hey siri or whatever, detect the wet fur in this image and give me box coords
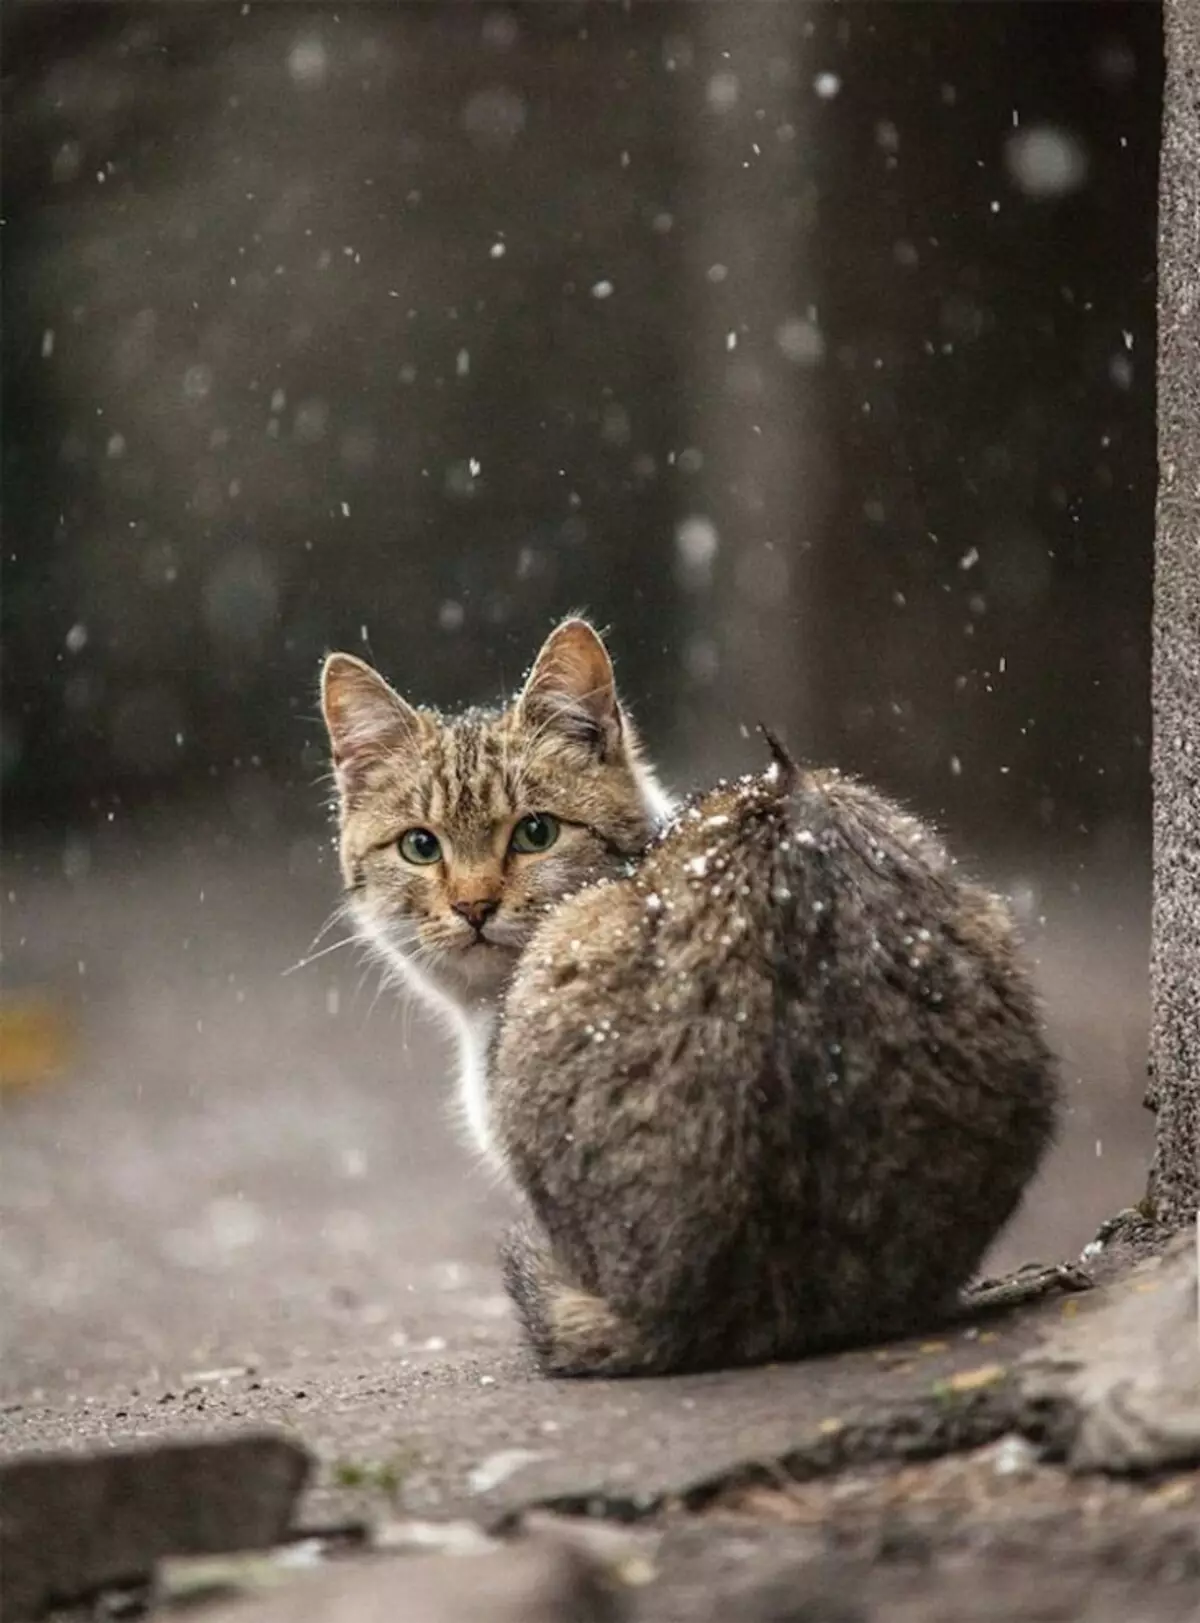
[489,753,1060,1376]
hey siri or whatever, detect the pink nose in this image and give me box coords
[452,898,499,931]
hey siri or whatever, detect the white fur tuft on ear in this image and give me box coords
[321,652,422,785]
[519,617,622,754]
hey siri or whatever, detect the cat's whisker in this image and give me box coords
[297,900,354,956]
[281,935,357,977]
[366,965,396,1021]
[349,955,378,1015]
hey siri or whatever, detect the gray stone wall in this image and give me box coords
[1150,0,1200,1226]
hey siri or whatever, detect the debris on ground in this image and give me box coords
[170,1537,625,1623]
[1020,1231,1200,1472]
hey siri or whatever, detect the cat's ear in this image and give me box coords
[518,618,622,756]
[321,653,422,790]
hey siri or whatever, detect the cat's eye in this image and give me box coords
[399,827,442,865]
[510,813,560,855]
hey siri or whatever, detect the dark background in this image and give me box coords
[0,3,1161,1381]
[3,2,1155,843]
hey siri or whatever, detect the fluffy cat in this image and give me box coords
[320,618,671,1165]
[489,736,1061,1376]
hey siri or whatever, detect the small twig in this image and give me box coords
[954,1261,1094,1321]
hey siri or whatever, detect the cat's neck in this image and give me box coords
[428,990,504,1173]
[635,761,677,829]
[359,911,507,1167]
[447,1001,501,1170]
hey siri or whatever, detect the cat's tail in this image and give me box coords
[500,1221,666,1378]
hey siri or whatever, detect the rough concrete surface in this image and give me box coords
[0,813,1167,1619]
[0,812,1149,1393]
[1022,1233,1200,1473]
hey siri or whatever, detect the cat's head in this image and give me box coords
[320,618,671,1007]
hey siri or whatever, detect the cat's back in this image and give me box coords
[488,770,782,1192]
[497,756,971,1019]
[491,751,1058,1366]
[495,752,1057,1197]
[492,766,791,1077]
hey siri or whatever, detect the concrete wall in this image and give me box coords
[1150,0,1199,1225]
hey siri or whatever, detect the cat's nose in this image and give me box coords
[452,897,499,931]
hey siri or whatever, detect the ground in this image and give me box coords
[4,808,1190,1621]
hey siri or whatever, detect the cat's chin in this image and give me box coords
[432,940,520,1003]
[358,911,518,1011]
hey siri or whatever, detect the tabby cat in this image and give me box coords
[320,618,670,1164]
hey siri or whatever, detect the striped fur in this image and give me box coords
[320,619,671,1167]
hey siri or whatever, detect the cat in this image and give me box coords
[489,734,1061,1376]
[319,617,671,1166]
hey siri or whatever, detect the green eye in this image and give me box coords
[510,813,561,855]
[399,827,442,865]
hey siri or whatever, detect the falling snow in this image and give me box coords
[1004,124,1089,197]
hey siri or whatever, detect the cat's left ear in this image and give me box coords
[518,618,622,757]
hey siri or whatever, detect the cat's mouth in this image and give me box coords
[444,926,513,960]
[455,919,523,954]
[441,930,520,995]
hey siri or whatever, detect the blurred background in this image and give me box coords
[1,3,1159,1392]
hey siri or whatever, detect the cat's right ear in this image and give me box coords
[518,618,622,757]
[320,653,422,792]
